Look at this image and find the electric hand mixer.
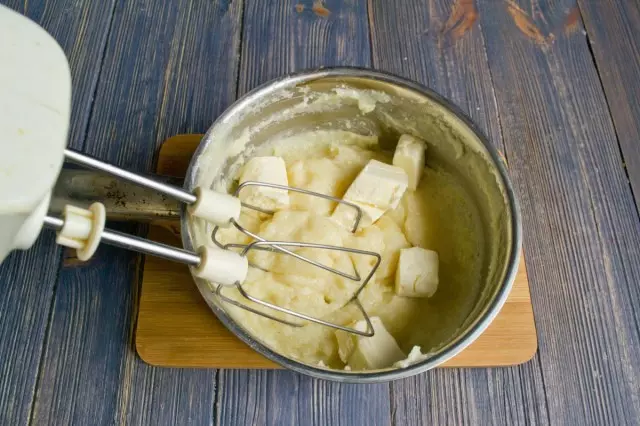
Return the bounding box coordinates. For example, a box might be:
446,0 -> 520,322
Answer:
0,5 -> 376,336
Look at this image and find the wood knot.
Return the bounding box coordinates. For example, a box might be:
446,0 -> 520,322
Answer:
312,0 -> 330,18
295,1 -> 330,18
440,0 -> 479,45
505,0 -> 555,46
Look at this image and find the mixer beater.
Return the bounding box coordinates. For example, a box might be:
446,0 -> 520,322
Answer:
1,5 -> 376,337
211,181 -> 380,336
47,150 -> 378,336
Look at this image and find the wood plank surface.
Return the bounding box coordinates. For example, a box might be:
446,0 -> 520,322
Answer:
29,1 -> 243,425
368,0 -> 551,424
577,0 -> 640,208
0,235 -> 61,425
475,0 -> 640,424
216,2 -> 392,426
218,370 -> 391,426
237,0 -> 372,96
136,135 -> 536,369
0,1 -> 117,424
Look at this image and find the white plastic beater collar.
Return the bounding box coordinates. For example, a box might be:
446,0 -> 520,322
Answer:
188,187 -> 241,227
55,203 -> 106,261
193,245 -> 248,286
51,201 -> 249,286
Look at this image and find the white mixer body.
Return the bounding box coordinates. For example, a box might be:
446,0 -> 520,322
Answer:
0,5 -> 72,262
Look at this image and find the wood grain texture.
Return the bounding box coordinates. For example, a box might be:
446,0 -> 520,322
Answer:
136,135 -> 536,369
115,367 -> 216,425
0,235 -> 61,425
216,1 -> 391,425
238,0 -> 371,96
368,0 -> 551,424
477,0 -> 640,424
31,245 -> 138,425
217,370 -> 391,426
30,1 -> 243,425
390,366 -> 550,425
577,0 -> 640,207
0,1 -> 116,424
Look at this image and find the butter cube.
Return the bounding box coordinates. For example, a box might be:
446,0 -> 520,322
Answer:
332,160 -> 408,230
395,247 -> 439,298
392,345 -> 429,368
392,134 -> 426,190
335,317 -> 405,370
335,324 -> 360,363
239,156 -> 290,211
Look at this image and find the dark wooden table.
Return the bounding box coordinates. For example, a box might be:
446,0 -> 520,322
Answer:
2,0 -> 640,424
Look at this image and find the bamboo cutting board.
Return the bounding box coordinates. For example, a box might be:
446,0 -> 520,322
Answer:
135,135 -> 538,369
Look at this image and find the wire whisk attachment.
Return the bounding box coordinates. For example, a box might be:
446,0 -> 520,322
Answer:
210,181 -> 379,336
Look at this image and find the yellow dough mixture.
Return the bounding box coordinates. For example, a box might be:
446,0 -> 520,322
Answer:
214,130 -> 485,370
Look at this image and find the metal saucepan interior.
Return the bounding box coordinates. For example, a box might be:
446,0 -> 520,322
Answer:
182,68 -> 521,382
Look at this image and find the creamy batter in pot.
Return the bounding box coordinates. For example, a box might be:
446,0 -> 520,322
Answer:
182,70 -> 519,380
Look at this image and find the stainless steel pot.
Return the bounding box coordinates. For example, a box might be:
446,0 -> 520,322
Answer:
54,68 -> 521,382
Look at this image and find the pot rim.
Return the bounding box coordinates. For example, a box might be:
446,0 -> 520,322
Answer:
181,66 -> 523,383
